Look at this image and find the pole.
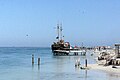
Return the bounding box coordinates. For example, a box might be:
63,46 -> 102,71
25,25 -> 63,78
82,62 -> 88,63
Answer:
32,54 -> 34,65
38,57 -> 40,65
85,59 -> 87,67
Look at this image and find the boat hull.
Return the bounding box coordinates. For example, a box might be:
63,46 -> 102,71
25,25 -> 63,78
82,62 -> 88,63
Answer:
52,49 -> 86,56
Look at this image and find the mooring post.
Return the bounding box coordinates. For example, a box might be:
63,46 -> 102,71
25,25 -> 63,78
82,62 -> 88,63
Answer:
85,59 -> 87,67
32,54 -> 34,65
38,57 -> 40,65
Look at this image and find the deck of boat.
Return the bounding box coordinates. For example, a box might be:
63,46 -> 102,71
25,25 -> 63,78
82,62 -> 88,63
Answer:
53,49 -> 86,56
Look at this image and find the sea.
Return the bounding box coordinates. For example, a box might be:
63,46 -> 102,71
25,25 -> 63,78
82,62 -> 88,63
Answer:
0,47 -> 120,80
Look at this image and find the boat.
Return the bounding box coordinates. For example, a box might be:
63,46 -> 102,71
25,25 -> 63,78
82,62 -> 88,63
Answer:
51,24 -> 86,56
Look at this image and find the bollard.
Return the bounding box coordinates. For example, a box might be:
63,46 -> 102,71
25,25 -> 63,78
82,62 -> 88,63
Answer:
32,54 -> 34,65
85,59 -> 87,67
38,58 -> 40,65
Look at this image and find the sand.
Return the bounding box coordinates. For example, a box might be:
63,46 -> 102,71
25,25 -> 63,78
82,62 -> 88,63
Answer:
87,64 -> 120,73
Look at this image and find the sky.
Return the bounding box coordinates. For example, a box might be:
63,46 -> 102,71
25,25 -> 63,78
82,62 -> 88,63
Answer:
0,0 -> 120,47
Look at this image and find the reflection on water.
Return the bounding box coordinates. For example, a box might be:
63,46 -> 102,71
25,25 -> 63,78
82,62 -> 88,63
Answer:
85,70 -> 88,79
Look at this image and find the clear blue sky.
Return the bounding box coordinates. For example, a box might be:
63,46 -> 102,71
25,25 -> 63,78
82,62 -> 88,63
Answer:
0,0 -> 120,47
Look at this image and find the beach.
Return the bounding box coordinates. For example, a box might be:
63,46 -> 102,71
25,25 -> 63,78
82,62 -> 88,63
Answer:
87,64 -> 120,74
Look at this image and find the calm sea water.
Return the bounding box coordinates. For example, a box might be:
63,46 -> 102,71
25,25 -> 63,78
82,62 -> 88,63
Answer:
0,47 -> 120,80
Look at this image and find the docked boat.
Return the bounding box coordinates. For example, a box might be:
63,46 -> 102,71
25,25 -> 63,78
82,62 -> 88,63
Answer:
51,24 -> 86,56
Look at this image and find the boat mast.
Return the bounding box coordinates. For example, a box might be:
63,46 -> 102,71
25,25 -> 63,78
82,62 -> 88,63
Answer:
57,24 -> 60,42
82,42 -> 83,47
60,23 -> 63,40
